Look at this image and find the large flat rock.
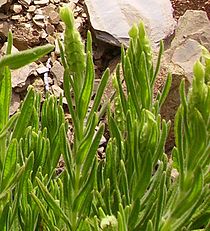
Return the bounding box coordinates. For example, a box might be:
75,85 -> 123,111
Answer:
85,0 -> 176,48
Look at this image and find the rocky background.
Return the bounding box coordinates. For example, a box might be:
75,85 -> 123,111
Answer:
0,0 -> 209,153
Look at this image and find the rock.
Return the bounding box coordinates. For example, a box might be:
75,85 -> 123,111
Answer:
40,30 -> 48,38
10,91 -> 21,115
0,0 -> 8,7
0,22 -> 9,39
50,60 -> 64,86
11,15 -> 21,20
41,4 -> 56,16
33,14 -> 45,20
46,23 -> 55,35
52,84 -> 64,97
13,24 -> 41,49
27,5 -> 36,12
46,35 -> 55,44
171,39 -> 202,84
34,0 -> 49,5
12,63 -> 37,88
31,77 -> 45,95
171,10 -> 210,51
18,0 -> 32,7
49,11 -> 60,24
26,12 -> 32,20
12,4 -> 22,13
36,65 -> 49,74
85,0 -> 176,48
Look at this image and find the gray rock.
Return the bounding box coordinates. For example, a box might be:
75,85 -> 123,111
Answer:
85,0 -> 176,48
12,63 -> 37,88
0,0 -> 8,7
171,10 -> 210,51
51,60 -> 64,86
34,0 -> 49,5
171,39 -> 202,84
0,22 -> 9,39
18,0 -> 32,7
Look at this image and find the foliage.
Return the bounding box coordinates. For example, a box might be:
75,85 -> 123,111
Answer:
0,7 -> 209,231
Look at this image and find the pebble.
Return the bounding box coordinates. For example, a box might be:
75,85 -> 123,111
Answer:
36,65 -> 49,74
46,35 -> 55,44
34,0 -> 49,5
12,4 -> 23,13
11,15 -> 21,20
27,5 -> 36,12
49,11 -> 60,24
0,22 -> 9,38
18,0 -> 32,7
46,23 -> 55,34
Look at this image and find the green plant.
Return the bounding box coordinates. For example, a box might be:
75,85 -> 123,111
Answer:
0,32 -> 56,230
0,7 -> 209,231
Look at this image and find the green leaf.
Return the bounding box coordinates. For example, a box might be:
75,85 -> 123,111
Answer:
6,31 -> 13,55
12,86 -> 35,140
35,177 -> 72,228
0,67 -> 11,130
158,73 -> 172,108
0,152 -> 33,200
0,112 -> 19,140
78,51 -> 94,120
31,192 -> 59,231
0,44 -> 54,70
1,139 -> 18,190
87,68 -> 109,124
82,124 -> 104,178
73,160 -> 97,216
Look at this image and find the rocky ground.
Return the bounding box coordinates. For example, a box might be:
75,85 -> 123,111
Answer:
0,0 -> 209,154
171,0 -> 210,20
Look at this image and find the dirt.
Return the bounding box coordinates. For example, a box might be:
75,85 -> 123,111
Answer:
171,0 -> 210,20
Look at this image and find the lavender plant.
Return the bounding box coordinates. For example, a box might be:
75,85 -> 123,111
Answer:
0,7 -> 209,231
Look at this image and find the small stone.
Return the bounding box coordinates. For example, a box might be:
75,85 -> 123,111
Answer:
26,12 -> 32,20
56,21 -> 65,32
34,0 -> 49,5
51,60 -> 64,85
46,35 -> 55,44
12,4 -> 23,13
12,63 -> 37,88
40,30 -> 48,38
31,77 -> 45,94
27,5 -> 36,12
11,15 -> 21,20
49,11 -> 60,24
0,0 -> 8,8
41,4 -> 56,16
46,23 -> 55,35
18,0 -> 32,7
36,65 -> 49,74
33,15 -> 45,28
52,84 -> 64,97
0,22 -> 9,38
33,14 -> 45,20
34,8 -> 42,15
54,39 -> 61,55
